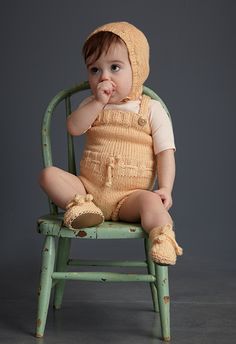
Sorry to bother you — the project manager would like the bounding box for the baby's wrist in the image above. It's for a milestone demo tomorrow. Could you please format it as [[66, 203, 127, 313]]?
[[93, 98, 107, 109], [159, 186, 172, 193]]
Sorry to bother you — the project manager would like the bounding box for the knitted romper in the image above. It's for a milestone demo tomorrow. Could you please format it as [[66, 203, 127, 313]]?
[[79, 94, 157, 221]]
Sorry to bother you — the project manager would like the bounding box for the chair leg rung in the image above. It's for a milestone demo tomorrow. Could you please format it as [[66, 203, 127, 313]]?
[[52, 271, 156, 283], [68, 259, 147, 267]]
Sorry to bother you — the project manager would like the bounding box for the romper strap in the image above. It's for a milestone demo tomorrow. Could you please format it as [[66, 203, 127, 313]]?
[[139, 94, 151, 118]]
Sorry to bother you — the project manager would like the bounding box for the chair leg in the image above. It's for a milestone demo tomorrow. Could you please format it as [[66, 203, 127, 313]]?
[[36, 236, 55, 338], [155, 264, 170, 342], [144, 238, 159, 312], [53, 237, 71, 310]]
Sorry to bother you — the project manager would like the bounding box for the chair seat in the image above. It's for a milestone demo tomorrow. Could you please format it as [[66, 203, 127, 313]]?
[[37, 213, 147, 239]]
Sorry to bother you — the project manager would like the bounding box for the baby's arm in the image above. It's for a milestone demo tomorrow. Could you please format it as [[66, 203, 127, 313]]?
[[67, 80, 116, 136], [155, 149, 176, 210], [67, 98, 104, 136]]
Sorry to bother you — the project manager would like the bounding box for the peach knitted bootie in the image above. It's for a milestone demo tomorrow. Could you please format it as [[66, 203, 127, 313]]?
[[149, 224, 183, 265], [64, 194, 104, 230]]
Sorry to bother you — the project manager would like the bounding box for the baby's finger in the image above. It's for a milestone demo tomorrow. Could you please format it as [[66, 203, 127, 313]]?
[[156, 191, 165, 201], [103, 88, 112, 96], [109, 80, 117, 90], [163, 199, 170, 209]]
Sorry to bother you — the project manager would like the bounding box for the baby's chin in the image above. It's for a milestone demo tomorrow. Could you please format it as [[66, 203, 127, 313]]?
[[108, 94, 130, 104]]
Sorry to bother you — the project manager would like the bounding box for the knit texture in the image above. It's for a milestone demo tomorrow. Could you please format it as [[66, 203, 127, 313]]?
[[64, 194, 104, 230], [79, 95, 157, 220], [87, 21, 150, 100], [149, 224, 183, 265]]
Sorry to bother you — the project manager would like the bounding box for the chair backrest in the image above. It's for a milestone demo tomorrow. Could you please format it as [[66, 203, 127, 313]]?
[[41, 82, 171, 214]]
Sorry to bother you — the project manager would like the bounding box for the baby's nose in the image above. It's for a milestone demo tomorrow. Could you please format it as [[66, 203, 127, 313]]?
[[100, 70, 110, 82]]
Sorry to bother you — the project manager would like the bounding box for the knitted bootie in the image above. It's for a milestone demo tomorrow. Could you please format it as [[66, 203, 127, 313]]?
[[149, 224, 183, 265], [64, 194, 104, 230]]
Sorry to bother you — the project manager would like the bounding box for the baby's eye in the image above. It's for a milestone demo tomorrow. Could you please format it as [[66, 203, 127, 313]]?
[[111, 64, 120, 72], [89, 67, 99, 75]]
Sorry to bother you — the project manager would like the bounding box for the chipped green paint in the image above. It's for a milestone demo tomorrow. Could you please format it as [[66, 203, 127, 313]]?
[[164, 296, 170, 304], [76, 230, 87, 237]]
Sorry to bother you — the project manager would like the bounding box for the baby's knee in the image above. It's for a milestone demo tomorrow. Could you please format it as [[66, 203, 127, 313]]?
[[138, 190, 162, 208], [38, 166, 57, 187]]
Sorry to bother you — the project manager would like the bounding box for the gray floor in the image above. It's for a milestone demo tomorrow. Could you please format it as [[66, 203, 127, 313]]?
[[1, 259, 236, 344]]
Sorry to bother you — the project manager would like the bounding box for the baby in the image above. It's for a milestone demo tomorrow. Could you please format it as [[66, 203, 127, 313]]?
[[39, 22, 183, 265]]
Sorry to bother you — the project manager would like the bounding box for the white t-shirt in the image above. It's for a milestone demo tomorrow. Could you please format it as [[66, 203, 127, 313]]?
[[79, 96, 176, 155]]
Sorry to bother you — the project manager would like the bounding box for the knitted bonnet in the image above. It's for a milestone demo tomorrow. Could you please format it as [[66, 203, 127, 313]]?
[[88, 22, 150, 100]]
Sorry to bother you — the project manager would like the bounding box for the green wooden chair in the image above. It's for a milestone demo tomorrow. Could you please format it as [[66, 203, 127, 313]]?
[[36, 81, 172, 341]]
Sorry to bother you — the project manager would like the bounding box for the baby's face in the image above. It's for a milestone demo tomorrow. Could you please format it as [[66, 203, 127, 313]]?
[[87, 41, 132, 104]]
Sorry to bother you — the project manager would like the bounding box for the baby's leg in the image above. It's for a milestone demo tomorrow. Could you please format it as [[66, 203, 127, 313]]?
[[39, 166, 86, 209], [39, 166, 104, 229], [118, 190, 172, 233], [118, 190, 182, 265]]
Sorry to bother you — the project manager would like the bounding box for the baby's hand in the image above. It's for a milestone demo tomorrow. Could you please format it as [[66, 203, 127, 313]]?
[[95, 80, 116, 105], [154, 188, 173, 210]]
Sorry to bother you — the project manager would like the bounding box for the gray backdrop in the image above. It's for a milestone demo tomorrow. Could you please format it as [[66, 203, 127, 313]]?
[[1, 0, 235, 309]]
